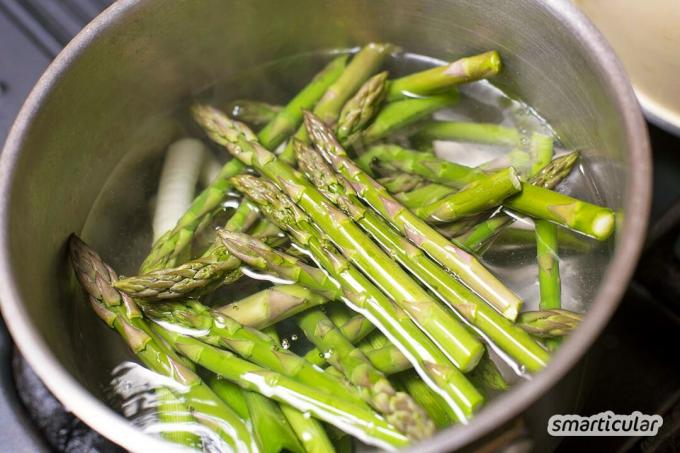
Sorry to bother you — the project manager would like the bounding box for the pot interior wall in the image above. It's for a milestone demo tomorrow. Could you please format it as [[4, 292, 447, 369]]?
[[4, 0, 630, 432]]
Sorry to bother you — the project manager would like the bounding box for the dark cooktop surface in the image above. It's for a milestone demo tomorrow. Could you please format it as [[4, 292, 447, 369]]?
[[1, 1, 679, 452]]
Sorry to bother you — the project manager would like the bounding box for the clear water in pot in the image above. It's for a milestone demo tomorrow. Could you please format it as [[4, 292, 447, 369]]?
[[75, 48, 613, 450]]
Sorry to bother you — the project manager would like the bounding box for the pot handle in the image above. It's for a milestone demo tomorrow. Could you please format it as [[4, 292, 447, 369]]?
[[634, 199, 680, 315]]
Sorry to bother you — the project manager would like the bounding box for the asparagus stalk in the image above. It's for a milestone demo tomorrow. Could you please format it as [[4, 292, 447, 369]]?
[[294, 139, 548, 371], [152, 138, 207, 242], [296, 309, 435, 439], [387, 50, 502, 101], [304, 112, 524, 322], [360, 93, 459, 145], [413, 167, 522, 223], [455, 152, 580, 251], [293, 139, 485, 369], [115, 198, 268, 301], [257, 55, 349, 152], [395, 183, 456, 209], [226, 99, 282, 127], [536, 220, 561, 310], [194, 105, 489, 371], [251, 328, 335, 453], [303, 312, 377, 366], [336, 71, 389, 143], [505, 183, 615, 240], [412, 120, 520, 147], [143, 300, 368, 408], [516, 309, 582, 338], [68, 235, 255, 452], [155, 387, 202, 448], [364, 343, 413, 375], [467, 353, 509, 396], [229, 174, 483, 420], [396, 371, 459, 429], [141, 55, 348, 272], [156, 328, 409, 450], [378, 173, 427, 194], [208, 376, 249, 418], [242, 391, 305, 453], [279, 43, 394, 163], [358, 144, 484, 188], [278, 405, 336, 453], [529, 132, 554, 176], [218, 284, 330, 329]]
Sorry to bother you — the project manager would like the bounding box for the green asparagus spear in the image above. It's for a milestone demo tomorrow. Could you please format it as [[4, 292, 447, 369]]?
[[360, 93, 459, 145], [529, 132, 554, 176], [296, 310, 435, 440], [68, 236, 254, 452], [257, 55, 349, 152], [293, 139, 486, 369], [155, 387, 202, 448], [378, 173, 427, 194], [280, 43, 394, 163], [336, 71, 389, 143], [304, 112, 524, 322], [396, 371, 458, 429], [516, 309, 582, 338], [217, 284, 330, 329], [226, 100, 282, 127], [412, 120, 520, 146], [413, 167, 522, 223], [194, 105, 488, 371], [505, 184, 615, 240], [156, 328, 409, 450], [467, 353, 509, 396], [229, 174, 483, 420], [294, 139, 548, 371], [387, 50, 501, 101], [363, 343, 413, 375], [536, 220, 561, 310], [208, 376, 249, 418], [278, 405, 336, 453], [141, 55, 348, 272], [358, 144, 484, 188], [456, 152, 580, 251], [395, 183, 456, 209], [243, 391, 305, 453], [143, 300, 368, 408]]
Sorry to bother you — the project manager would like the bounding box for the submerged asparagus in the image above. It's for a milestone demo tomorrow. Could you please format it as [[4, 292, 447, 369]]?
[[280, 43, 394, 163], [517, 309, 582, 338], [387, 50, 502, 100], [336, 71, 389, 143], [140, 55, 348, 272], [456, 152, 581, 251], [229, 174, 484, 420], [156, 328, 409, 450], [293, 138, 548, 371], [296, 309, 435, 440], [412, 120, 520, 147], [68, 236, 255, 452], [143, 300, 368, 408], [226, 100, 283, 127], [218, 284, 330, 329], [413, 167, 522, 223], [195, 105, 488, 372], [303, 111, 524, 321]]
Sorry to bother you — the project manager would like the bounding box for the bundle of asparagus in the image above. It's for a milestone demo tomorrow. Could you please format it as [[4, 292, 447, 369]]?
[[68, 43, 604, 452]]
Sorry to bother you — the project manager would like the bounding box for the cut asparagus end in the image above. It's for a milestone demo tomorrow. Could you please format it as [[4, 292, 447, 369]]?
[[592, 210, 616, 241]]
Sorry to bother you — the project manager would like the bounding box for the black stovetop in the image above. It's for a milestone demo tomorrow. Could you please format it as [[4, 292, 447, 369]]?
[[1, 2, 679, 452]]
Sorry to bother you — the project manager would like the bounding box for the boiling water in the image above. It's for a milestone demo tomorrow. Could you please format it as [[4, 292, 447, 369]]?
[[77, 49, 614, 450]]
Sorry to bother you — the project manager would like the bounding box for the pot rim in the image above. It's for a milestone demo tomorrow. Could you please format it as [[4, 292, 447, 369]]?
[[0, 0, 651, 451]]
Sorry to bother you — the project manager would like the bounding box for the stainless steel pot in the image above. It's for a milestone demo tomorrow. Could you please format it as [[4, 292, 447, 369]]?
[[0, 0, 651, 451]]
